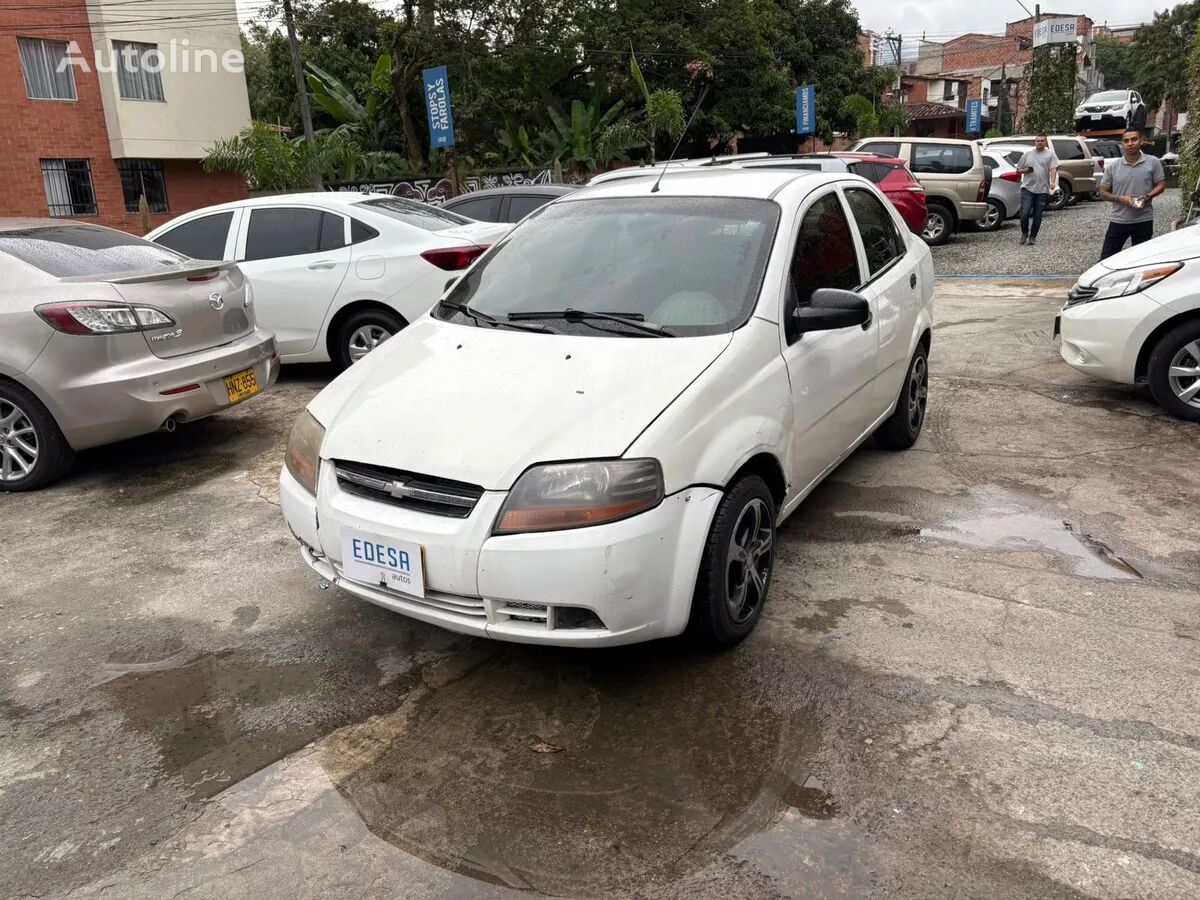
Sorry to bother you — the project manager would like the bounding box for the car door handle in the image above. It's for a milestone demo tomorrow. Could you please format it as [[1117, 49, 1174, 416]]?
[[307, 260, 337, 270], [910, 273, 918, 289]]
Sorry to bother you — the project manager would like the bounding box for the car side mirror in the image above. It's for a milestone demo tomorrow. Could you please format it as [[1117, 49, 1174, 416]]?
[[793, 289, 871, 333]]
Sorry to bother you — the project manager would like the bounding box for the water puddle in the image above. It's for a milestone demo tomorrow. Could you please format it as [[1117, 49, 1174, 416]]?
[[310, 645, 838, 895], [103, 647, 417, 800]]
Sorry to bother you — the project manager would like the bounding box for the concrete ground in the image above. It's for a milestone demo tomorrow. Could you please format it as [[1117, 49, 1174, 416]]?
[[2, 280, 1199, 899]]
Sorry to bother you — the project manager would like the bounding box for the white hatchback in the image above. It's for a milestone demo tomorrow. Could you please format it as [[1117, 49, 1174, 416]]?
[[279, 168, 934, 647], [1058, 227, 1200, 421], [147, 193, 509, 369]]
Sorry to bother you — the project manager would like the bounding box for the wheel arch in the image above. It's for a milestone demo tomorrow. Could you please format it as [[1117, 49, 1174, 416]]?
[[725, 451, 788, 512], [1135, 307, 1200, 382], [324, 300, 409, 362]]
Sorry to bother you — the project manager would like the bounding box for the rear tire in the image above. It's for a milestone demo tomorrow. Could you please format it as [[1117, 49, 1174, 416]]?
[[1048, 182, 1072, 211], [874, 344, 930, 450], [1147, 320, 1200, 422], [0, 381, 74, 491], [973, 198, 1005, 232], [922, 203, 954, 246], [333, 308, 404, 371], [688, 475, 776, 648]]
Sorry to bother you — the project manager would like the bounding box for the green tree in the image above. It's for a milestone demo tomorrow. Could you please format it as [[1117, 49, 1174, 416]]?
[[202, 122, 397, 189], [306, 53, 393, 150], [1095, 35, 1136, 91], [1132, 2, 1200, 113], [598, 50, 686, 163], [839, 93, 877, 139], [1024, 45, 1077, 133], [542, 96, 628, 174], [1180, 22, 1200, 199]]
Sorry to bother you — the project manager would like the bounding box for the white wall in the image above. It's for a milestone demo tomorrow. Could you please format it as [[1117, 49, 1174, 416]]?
[[86, 0, 251, 160]]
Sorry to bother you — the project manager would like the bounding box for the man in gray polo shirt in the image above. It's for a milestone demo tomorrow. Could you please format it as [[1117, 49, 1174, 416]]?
[[1098, 130, 1166, 259]]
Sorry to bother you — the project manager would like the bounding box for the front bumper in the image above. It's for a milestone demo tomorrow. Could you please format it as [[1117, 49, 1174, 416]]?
[[1058, 289, 1171, 384], [1076, 114, 1129, 133], [22, 328, 279, 450], [279, 465, 722, 647]]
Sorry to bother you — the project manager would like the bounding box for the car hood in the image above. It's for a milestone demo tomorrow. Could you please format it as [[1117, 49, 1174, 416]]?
[[310, 317, 733, 490], [1088, 227, 1200, 275]]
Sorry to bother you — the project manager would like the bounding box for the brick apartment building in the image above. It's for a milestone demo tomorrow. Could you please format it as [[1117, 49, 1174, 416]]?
[[0, 0, 250, 234], [889, 13, 1104, 136]]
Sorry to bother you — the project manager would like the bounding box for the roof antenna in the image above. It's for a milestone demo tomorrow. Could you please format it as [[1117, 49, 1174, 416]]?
[[651, 83, 711, 194]]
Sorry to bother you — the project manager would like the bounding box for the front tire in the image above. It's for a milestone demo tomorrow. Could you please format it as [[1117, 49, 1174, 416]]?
[[688, 475, 777, 648], [333, 308, 404, 371], [874, 344, 930, 450], [1147, 321, 1200, 422], [0, 381, 74, 491]]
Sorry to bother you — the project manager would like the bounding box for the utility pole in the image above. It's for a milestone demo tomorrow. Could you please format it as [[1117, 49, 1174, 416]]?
[[884, 29, 904, 136], [282, 0, 321, 189]]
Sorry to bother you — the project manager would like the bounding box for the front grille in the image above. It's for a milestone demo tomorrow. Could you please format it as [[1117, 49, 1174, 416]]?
[[334, 460, 483, 518], [1066, 283, 1098, 307]]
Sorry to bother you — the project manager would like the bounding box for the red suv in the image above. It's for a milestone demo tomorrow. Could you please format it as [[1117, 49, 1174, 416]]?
[[733, 153, 927, 234]]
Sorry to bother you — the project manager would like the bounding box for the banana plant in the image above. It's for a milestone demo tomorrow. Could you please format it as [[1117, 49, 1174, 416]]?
[[542, 94, 627, 172], [306, 53, 392, 151]]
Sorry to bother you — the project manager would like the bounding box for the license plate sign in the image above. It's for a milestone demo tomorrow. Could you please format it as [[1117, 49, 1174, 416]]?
[[223, 368, 259, 404], [1091, 113, 1101, 120], [341, 528, 426, 598]]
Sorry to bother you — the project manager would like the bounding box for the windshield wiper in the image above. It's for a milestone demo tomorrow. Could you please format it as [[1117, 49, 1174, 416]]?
[[440, 300, 549, 333], [507, 308, 675, 337]]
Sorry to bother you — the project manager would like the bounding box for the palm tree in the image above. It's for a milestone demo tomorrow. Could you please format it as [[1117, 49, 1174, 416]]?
[[598, 50, 686, 164]]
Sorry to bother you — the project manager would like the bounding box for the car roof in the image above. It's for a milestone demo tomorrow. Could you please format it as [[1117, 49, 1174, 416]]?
[[573, 167, 830, 201], [168, 191, 402, 216], [444, 185, 579, 201], [876, 136, 975, 146]]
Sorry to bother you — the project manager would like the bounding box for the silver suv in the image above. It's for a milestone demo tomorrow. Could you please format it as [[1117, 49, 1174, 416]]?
[[849, 137, 988, 246]]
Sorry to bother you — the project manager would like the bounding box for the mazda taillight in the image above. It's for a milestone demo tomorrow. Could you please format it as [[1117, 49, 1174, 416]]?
[[420, 245, 489, 271], [1000, 171, 1021, 182], [35, 301, 175, 335]]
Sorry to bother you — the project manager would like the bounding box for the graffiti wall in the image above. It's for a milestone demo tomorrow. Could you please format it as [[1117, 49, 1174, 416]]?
[[326, 168, 560, 206]]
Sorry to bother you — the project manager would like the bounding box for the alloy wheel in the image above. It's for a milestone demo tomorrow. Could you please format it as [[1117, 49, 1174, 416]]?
[[923, 212, 946, 242], [725, 498, 774, 625], [982, 204, 1002, 229], [0, 399, 39, 483], [347, 325, 392, 363], [908, 354, 929, 431], [1168, 340, 1200, 408]]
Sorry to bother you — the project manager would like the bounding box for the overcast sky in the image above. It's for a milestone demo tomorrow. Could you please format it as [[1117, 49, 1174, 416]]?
[[853, 1, 1172, 44]]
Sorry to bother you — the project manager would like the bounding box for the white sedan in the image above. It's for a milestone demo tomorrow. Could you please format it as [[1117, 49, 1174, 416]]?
[[279, 168, 934, 647], [148, 193, 509, 369], [1058, 228, 1200, 421]]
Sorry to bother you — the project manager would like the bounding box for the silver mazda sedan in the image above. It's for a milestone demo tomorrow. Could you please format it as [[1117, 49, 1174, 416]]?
[[0, 220, 278, 490]]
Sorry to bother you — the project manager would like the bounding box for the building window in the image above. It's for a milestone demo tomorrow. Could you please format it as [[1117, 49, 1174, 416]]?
[[113, 41, 165, 101], [118, 160, 170, 214], [41, 159, 97, 217], [17, 37, 77, 101]]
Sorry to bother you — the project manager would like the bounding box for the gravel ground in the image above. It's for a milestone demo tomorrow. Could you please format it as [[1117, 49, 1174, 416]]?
[[934, 188, 1184, 277]]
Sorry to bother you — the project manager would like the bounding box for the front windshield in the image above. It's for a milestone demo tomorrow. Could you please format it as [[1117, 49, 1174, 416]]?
[[1089, 91, 1129, 102], [436, 196, 780, 337]]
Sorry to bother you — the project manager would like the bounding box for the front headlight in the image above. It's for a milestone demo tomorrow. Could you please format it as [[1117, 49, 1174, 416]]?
[[494, 459, 664, 534], [1089, 263, 1182, 301], [285, 411, 325, 495]]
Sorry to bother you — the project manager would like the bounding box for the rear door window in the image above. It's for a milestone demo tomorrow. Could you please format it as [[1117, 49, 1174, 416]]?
[[505, 194, 551, 222], [244, 207, 329, 260], [912, 144, 973, 174], [859, 141, 901, 158], [844, 188, 904, 278], [1053, 139, 1085, 161], [153, 211, 233, 260], [445, 196, 500, 221]]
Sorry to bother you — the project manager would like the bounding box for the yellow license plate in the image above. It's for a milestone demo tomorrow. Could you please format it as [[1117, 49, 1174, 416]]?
[[223, 368, 259, 404]]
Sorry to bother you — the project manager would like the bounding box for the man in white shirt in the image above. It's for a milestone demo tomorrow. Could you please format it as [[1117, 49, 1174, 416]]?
[[1014, 133, 1059, 246]]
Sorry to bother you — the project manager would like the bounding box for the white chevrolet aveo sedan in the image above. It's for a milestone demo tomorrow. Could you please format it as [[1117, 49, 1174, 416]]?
[[1058, 227, 1200, 421], [279, 168, 934, 647]]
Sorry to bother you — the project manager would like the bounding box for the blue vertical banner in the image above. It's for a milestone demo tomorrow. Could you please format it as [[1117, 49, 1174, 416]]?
[[796, 84, 816, 135], [422, 66, 456, 149], [966, 98, 983, 134]]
